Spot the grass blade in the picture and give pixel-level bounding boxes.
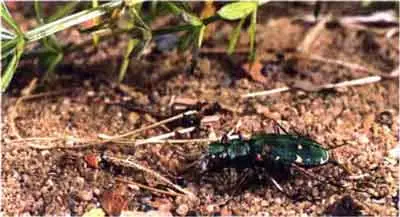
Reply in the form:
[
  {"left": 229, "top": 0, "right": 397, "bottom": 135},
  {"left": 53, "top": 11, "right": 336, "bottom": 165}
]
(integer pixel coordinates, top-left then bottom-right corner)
[
  {"left": 1, "top": 39, "right": 25, "bottom": 92},
  {"left": 25, "top": 0, "right": 122, "bottom": 42},
  {"left": 228, "top": 17, "right": 245, "bottom": 55},
  {"left": 119, "top": 38, "right": 139, "bottom": 82},
  {"left": 0, "top": 1, "right": 23, "bottom": 35},
  {"left": 248, "top": 10, "right": 257, "bottom": 62},
  {"left": 48, "top": 1, "right": 80, "bottom": 22}
]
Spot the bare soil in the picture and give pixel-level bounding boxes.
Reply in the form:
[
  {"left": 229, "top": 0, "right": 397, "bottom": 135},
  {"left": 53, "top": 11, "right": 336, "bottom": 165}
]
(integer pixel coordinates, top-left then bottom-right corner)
[{"left": 2, "top": 2, "right": 399, "bottom": 216}]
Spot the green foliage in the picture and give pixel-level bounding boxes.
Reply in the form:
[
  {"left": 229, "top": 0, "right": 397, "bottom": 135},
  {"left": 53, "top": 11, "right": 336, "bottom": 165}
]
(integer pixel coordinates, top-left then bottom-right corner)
[
  {"left": 119, "top": 38, "right": 139, "bottom": 82},
  {"left": 1, "top": 39, "right": 25, "bottom": 92},
  {"left": 1, "top": 1, "right": 264, "bottom": 92},
  {"left": 248, "top": 9, "right": 257, "bottom": 62},
  {"left": 228, "top": 17, "right": 245, "bottom": 55},
  {"left": 217, "top": 1, "right": 257, "bottom": 20},
  {"left": 218, "top": 1, "right": 258, "bottom": 62}
]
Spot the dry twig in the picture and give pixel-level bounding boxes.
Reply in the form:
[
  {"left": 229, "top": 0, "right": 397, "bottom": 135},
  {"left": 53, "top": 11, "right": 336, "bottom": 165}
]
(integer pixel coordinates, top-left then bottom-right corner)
[
  {"left": 241, "top": 74, "right": 395, "bottom": 99},
  {"left": 103, "top": 154, "right": 197, "bottom": 200},
  {"left": 116, "top": 177, "right": 184, "bottom": 197}
]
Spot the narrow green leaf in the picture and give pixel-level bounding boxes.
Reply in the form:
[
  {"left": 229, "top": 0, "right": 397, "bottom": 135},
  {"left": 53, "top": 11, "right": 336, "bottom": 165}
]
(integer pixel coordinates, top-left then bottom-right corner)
[
  {"left": 1, "top": 27, "right": 16, "bottom": 39},
  {"left": 248, "top": 10, "right": 257, "bottom": 62},
  {"left": 1, "top": 38, "right": 25, "bottom": 92},
  {"left": 217, "top": 2, "right": 257, "bottom": 21},
  {"left": 25, "top": 0, "right": 122, "bottom": 42},
  {"left": 228, "top": 17, "right": 245, "bottom": 55},
  {"left": 119, "top": 38, "right": 139, "bottom": 82},
  {"left": 150, "top": 1, "right": 158, "bottom": 16},
  {"left": 42, "top": 52, "right": 63, "bottom": 80},
  {"left": 197, "top": 25, "right": 205, "bottom": 48},
  {"left": 49, "top": 2, "right": 80, "bottom": 22},
  {"left": 34, "top": 0, "right": 45, "bottom": 24},
  {"left": 91, "top": 0, "right": 99, "bottom": 47},
  {"left": 182, "top": 12, "right": 203, "bottom": 26},
  {"left": 2, "top": 38, "right": 18, "bottom": 58},
  {"left": 165, "top": 2, "right": 183, "bottom": 15},
  {"left": 1, "top": 1, "right": 23, "bottom": 35}
]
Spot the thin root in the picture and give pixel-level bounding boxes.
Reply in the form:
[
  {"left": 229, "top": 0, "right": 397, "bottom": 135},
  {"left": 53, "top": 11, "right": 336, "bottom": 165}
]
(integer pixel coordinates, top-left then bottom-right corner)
[{"left": 115, "top": 177, "right": 184, "bottom": 197}]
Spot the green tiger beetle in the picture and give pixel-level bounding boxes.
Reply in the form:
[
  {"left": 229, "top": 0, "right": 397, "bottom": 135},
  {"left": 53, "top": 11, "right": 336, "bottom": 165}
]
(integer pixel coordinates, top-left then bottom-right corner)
[{"left": 197, "top": 119, "right": 350, "bottom": 197}]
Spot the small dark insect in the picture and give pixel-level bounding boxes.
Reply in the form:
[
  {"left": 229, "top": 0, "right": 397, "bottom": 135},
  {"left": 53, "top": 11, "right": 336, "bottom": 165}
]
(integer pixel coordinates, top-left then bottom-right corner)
[
  {"left": 197, "top": 120, "right": 346, "bottom": 196},
  {"left": 201, "top": 125, "right": 331, "bottom": 172}
]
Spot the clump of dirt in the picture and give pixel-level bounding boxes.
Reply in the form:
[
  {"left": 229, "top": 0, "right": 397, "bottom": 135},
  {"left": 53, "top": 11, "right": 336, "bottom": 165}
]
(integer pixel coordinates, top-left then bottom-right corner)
[{"left": 2, "top": 2, "right": 399, "bottom": 216}]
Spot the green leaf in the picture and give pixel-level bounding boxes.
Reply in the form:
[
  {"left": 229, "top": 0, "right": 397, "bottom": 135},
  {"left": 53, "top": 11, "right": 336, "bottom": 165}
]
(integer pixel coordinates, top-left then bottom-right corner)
[
  {"left": 91, "top": 0, "right": 99, "bottom": 47},
  {"left": 182, "top": 13, "right": 203, "bottom": 26},
  {"left": 1, "top": 38, "right": 25, "bottom": 92},
  {"left": 1, "top": 38, "right": 18, "bottom": 59},
  {"left": 49, "top": 2, "right": 80, "bottom": 22},
  {"left": 217, "top": 2, "right": 257, "bottom": 21},
  {"left": 227, "top": 17, "right": 245, "bottom": 55},
  {"left": 197, "top": 25, "right": 205, "bottom": 48},
  {"left": 41, "top": 52, "right": 63, "bottom": 80},
  {"left": 34, "top": 1, "right": 45, "bottom": 24},
  {"left": 1, "top": 1, "right": 23, "bottom": 35},
  {"left": 164, "top": 2, "right": 183, "bottom": 15},
  {"left": 119, "top": 38, "right": 139, "bottom": 82},
  {"left": 247, "top": 10, "right": 257, "bottom": 62},
  {"left": 25, "top": 0, "right": 122, "bottom": 42},
  {"left": 34, "top": 0, "right": 63, "bottom": 54}
]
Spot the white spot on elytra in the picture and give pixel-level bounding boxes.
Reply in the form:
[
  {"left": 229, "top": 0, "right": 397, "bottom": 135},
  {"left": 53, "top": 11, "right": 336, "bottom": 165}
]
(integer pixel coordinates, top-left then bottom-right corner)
[
  {"left": 320, "top": 157, "right": 328, "bottom": 164},
  {"left": 275, "top": 156, "right": 280, "bottom": 161},
  {"left": 295, "top": 155, "right": 303, "bottom": 163},
  {"left": 297, "top": 144, "right": 303, "bottom": 150}
]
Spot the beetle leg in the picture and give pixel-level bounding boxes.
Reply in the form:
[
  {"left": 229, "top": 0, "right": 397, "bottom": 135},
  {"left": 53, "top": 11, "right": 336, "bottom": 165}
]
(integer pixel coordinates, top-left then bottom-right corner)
[
  {"left": 268, "top": 118, "right": 290, "bottom": 135},
  {"left": 328, "top": 159, "right": 352, "bottom": 175},
  {"left": 268, "top": 175, "right": 284, "bottom": 192}
]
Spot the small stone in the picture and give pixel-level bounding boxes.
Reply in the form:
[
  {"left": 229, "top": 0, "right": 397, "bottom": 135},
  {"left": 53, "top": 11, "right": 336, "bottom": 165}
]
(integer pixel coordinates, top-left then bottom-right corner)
[
  {"left": 93, "top": 188, "right": 101, "bottom": 196},
  {"left": 389, "top": 146, "right": 400, "bottom": 160},
  {"left": 261, "top": 200, "right": 269, "bottom": 207},
  {"left": 87, "top": 91, "right": 95, "bottom": 97},
  {"left": 128, "top": 112, "right": 140, "bottom": 124},
  {"left": 358, "top": 134, "right": 369, "bottom": 144},
  {"left": 78, "top": 190, "right": 93, "bottom": 201},
  {"left": 176, "top": 204, "right": 189, "bottom": 216},
  {"left": 206, "top": 205, "right": 214, "bottom": 213},
  {"left": 220, "top": 206, "right": 232, "bottom": 216},
  {"left": 75, "top": 177, "right": 85, "bottom": 187}
]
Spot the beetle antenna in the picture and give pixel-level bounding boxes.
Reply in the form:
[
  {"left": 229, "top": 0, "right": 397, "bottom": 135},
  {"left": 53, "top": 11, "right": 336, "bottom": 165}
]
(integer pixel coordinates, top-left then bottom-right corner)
[
  {"left": 266, "top": 117, "right": 290, "bottom": 135},
  {"left": 221, "top": 133, "right": 229, "bottom": 144}
]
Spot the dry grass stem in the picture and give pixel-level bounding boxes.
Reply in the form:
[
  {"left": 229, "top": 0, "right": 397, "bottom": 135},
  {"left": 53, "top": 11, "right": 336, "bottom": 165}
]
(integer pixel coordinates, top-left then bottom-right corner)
[
  {"left": 97, "top": 110, "right": 198, "bottom": 143},
  {"left": 103, "top": 154, "right": 197, "bottom": 199},
  {"left": 115, "top": 177, "right": 184, "bottom": 197}
]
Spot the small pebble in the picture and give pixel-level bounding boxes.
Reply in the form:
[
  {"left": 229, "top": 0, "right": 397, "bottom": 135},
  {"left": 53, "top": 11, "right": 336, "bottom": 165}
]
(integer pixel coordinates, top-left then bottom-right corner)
[
  {"left": 93, "top": 188, "right": 101, "bottom": 196},
  {"left": 206, "top": 205, "right": 214, "bottom": 213},
  {"left": 357, "top": 134, "right": 369, "bottom": 144},
  {"left": 220, "top": 206, "right": 232, "bottom": 216},
  {"left": 128, "top": 112, "right": 140, "bottom": 124},
  {"left": 261, "top": 200, "right": 269, "bottom": 207},
  {"left": 176, "top": 204, "right": 189, "bottom": 216},
  {"left": 87, "top": 91, "right": 95, "bottom": 97},
  {"left": 388, "top": 146, "right": 400, "bottom": 160},
  {"left": 78, "top": 190, "right": 93, "bottom": 201}
]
